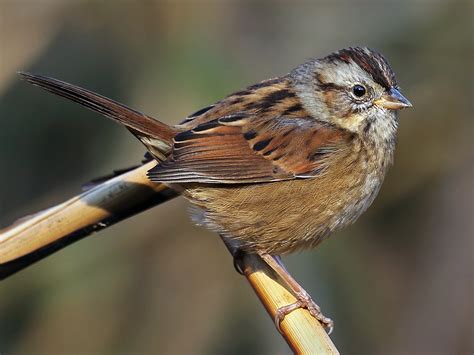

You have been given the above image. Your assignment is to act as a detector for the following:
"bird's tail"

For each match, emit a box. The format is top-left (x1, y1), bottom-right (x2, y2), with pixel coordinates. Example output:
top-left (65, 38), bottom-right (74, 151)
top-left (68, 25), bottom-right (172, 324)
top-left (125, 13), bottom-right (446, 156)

top-left (19, 72), bottom-right (176, 160)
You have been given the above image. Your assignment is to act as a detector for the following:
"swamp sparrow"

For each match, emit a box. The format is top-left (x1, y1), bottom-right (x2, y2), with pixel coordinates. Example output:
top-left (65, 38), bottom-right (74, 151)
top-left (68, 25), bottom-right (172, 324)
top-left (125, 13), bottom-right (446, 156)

top-left (20, 47), bottom-right (411, 333)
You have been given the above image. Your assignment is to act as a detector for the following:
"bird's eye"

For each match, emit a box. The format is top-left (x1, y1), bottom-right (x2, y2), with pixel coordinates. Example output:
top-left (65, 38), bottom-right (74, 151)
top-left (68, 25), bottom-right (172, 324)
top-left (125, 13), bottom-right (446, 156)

top-left (352, 84), bottom-right (366, 98)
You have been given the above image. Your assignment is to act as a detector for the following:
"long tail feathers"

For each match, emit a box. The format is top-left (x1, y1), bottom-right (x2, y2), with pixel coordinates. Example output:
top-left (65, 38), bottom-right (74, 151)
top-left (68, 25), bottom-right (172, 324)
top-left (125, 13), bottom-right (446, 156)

top-left (19, 73), bottom-right (176, 156)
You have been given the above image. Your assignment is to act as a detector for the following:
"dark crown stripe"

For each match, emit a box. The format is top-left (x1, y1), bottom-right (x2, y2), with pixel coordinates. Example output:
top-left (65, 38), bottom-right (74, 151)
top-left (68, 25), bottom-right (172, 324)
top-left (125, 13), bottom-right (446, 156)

top-left (327, 47), bottom-right (396, 89)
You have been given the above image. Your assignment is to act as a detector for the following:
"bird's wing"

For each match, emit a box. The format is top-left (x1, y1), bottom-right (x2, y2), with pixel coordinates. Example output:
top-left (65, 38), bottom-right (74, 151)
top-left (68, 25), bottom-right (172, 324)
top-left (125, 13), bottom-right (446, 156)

top-left (148, 114), bottom-right (351, 184)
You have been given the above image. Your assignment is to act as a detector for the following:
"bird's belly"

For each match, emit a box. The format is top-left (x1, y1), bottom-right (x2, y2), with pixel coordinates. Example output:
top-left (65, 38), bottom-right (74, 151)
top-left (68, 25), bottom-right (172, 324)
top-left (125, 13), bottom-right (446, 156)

top-left (183, 168), bottom-right (380, 255)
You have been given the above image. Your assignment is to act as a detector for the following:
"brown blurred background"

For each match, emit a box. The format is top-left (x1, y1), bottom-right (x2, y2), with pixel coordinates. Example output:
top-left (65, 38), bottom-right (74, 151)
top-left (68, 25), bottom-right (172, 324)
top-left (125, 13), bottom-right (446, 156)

top-left (0, 1), bottom-right (472, 354)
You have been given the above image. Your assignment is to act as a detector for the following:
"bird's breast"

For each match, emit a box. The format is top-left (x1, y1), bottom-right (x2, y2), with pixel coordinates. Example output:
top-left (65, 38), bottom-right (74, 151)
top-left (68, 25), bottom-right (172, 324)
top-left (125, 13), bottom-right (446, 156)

top-left (182, 143), bottom-right (390, 254)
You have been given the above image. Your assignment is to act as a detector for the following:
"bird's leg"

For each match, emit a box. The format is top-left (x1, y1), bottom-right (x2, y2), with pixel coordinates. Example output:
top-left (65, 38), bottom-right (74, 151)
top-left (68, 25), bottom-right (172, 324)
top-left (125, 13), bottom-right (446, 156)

top-left (232, 248), bottom-right (246, 275)
top-left (258, 252), bottom-right (334, 334)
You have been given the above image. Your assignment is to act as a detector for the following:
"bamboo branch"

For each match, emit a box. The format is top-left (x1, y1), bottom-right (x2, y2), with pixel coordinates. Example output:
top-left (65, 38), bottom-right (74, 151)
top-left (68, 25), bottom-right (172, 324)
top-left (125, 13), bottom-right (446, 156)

top-left (0, 163), bottom-right (339, 353)
top-left (226, 243), bottom-right (339, 353)
top-left (0, 161), bottom-right (177, 278)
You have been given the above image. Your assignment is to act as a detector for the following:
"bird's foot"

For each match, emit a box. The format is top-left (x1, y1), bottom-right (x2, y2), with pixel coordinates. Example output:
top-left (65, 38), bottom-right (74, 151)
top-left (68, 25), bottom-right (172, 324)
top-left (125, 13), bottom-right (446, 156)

top-left (274, 290), bottom-right (333, 334)
top-left (232, 249), bottom-right (246, 275)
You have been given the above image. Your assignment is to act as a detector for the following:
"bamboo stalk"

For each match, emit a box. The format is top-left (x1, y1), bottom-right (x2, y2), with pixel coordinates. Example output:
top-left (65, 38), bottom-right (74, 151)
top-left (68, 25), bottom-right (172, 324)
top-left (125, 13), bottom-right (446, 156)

top-left (0, 161), bottom-right (177, 277)
top-left (227, 245), bottom-right (339, 353)
top-left (0, 163), bottom-right (339, 353)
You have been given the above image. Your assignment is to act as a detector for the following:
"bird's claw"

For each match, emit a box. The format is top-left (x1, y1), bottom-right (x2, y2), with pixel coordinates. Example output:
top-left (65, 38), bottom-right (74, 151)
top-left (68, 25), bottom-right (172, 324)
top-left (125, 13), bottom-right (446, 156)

top-left (274, 291), bottom-right (334, 334)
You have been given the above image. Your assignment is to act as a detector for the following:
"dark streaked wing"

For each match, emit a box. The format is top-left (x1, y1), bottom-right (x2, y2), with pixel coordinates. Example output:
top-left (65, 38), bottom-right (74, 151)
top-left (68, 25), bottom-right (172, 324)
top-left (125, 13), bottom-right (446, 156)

top-left (148, 114), bottom-right (350, 184)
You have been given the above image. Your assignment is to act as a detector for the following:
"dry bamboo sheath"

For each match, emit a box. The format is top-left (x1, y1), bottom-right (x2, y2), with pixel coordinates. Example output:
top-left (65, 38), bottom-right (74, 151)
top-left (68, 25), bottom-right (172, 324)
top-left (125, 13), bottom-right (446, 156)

top-left (0, 161), bottom-right (339, 353)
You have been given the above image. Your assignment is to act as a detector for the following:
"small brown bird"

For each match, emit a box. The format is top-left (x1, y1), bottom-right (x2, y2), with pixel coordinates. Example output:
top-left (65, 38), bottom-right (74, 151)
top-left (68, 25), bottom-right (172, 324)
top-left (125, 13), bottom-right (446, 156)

top-left (20, 47), bottom-right (411, 333)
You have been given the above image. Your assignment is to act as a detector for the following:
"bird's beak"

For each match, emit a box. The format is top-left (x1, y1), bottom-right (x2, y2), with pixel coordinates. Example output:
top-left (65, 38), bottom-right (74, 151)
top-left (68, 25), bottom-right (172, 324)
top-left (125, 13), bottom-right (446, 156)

top-left (374, 88), bottom-right (412, 110)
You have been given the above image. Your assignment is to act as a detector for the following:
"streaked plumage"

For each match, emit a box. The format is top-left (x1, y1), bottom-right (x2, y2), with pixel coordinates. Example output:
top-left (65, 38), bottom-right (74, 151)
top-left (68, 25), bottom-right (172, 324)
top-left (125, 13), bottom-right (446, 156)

top-left (20, 47), bottom-right (411, 332)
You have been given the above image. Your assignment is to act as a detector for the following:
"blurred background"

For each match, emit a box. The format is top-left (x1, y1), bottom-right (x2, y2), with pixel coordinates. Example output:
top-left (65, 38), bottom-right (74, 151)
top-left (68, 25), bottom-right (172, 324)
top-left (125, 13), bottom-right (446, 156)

top-left (0, 1), bottom-right (472, 354)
